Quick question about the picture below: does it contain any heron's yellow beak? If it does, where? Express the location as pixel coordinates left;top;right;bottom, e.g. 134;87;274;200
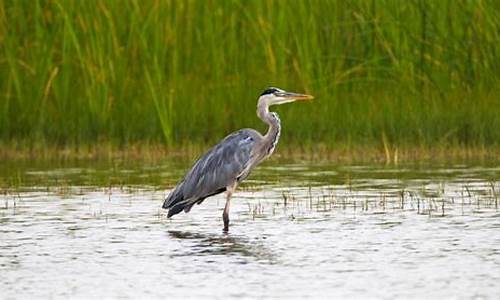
292;94;314;101
280;92;314;101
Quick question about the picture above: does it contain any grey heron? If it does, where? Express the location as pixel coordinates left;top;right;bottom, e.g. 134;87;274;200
162;87;314;231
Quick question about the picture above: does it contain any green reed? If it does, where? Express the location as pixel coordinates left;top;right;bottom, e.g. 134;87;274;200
0;0;498;150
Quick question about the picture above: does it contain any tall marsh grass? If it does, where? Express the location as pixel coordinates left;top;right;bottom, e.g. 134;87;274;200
0;0;498;151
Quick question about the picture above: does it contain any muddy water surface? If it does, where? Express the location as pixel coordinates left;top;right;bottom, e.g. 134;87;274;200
1;160;499;298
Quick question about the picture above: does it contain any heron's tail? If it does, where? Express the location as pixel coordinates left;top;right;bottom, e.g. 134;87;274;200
162;186;187;218
162;185;226;218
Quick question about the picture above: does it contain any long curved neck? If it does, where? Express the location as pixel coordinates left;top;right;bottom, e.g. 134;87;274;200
257;101;281;155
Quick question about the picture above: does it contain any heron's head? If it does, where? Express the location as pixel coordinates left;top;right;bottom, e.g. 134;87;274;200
258;87;314;107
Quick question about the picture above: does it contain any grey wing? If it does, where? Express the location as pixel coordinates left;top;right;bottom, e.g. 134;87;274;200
162;129;256;217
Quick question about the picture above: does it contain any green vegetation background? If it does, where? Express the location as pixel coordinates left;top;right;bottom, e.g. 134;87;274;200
1;0;499;151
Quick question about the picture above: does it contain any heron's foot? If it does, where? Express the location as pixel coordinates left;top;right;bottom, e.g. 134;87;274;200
223;212;229;232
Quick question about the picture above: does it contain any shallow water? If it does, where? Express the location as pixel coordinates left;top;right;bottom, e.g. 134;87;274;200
1;160;499;298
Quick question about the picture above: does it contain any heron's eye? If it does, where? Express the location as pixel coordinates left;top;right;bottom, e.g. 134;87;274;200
261;87;283;96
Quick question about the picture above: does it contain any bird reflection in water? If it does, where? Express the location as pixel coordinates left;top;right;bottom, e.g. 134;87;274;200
167;230;275;264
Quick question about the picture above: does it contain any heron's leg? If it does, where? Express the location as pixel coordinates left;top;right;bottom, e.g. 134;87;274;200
223;192;231;232
223;183;237;232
